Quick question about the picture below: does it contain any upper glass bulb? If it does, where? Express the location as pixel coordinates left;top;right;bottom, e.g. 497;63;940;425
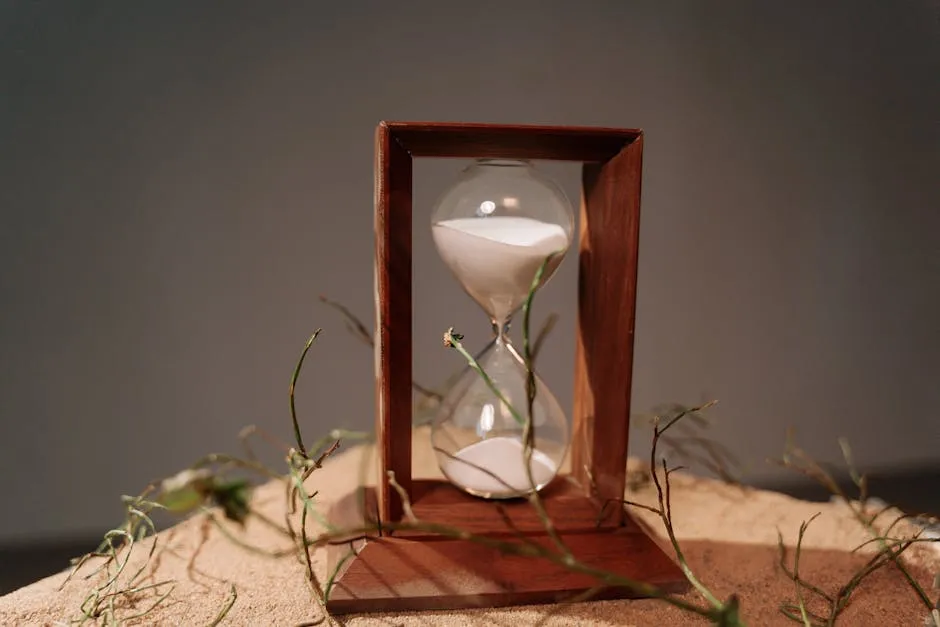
430;159;575;323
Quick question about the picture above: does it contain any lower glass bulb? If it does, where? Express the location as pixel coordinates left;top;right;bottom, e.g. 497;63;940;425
430;340;569;499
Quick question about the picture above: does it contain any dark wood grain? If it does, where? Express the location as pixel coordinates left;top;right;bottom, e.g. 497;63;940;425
571;136;644;523
385;121;640;162
326;482;619;541
402;478;622;535
326;523;685;614
374;123;413;525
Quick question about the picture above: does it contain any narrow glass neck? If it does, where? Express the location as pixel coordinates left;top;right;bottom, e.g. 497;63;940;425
490;318;511;345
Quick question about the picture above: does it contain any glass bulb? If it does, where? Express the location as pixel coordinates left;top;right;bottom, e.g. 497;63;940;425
430;337;569;499
430;159;575;323
429;159;574;499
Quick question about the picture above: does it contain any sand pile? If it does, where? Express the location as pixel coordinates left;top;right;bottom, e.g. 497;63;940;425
1;430;936;626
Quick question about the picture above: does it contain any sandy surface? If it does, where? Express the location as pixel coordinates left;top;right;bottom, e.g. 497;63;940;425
1;429;937;626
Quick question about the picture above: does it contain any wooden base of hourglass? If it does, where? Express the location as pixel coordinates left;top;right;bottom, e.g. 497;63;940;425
324;479;686;613
324;122;686;615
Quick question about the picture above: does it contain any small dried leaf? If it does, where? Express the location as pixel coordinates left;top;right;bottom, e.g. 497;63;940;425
158;469;213;514
212;479;252;525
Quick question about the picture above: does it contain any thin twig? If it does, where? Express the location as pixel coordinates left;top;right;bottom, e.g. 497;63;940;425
319;294;442;402
203;511;295;558
207;584;238;627
773;435;937;624
290;329;322;457
530;312;558;363
793;513;822;626
647;403;723;609
520;253;570;559
776;530;833;604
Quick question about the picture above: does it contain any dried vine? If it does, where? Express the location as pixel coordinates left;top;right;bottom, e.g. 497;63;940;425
54;258;936;626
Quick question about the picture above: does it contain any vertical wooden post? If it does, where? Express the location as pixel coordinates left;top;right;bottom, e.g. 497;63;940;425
374;123;413;525
571;136;644;522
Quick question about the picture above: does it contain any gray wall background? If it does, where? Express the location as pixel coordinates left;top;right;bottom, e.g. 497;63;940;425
1;1;938;544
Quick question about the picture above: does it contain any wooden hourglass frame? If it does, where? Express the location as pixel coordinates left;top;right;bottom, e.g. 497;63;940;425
325;122;685;614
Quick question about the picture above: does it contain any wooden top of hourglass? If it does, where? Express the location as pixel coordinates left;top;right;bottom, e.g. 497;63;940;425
374;122;644;526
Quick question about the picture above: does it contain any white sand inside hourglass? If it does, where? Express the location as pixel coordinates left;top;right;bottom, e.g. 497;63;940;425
441;437;557;498
432;216;569;322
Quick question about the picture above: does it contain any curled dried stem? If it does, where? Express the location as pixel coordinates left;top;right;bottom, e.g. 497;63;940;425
773;435;939;625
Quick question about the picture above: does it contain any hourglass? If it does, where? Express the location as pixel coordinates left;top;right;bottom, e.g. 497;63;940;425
326;122;684;614
430;159;572;499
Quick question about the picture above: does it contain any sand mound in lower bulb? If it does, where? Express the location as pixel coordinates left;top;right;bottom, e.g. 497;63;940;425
439;436;557;499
